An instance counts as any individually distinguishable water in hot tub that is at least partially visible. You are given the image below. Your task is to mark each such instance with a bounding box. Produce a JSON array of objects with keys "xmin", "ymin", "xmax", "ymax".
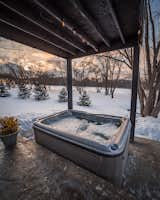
[{"xmin": 49, "ymin": 116, "xmax": 120, "ymax": 145}]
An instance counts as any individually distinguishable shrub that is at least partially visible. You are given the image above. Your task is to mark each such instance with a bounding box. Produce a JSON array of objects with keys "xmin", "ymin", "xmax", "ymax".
[
  {"xmin": 0, "ymin": 117, "xmax": 19, "ymax": 135},
  {"xmin": 77, "ymin": 90, "xmax": 91, "ymax": 106},
  {"xmin": 34, "ymin": 84, "xmax": 49, "ymax": 100},
  {"xmin": 18, "ymin": 84, "xmax": 31, "ymax": 99},
  {"xmin": 58, "ymin": 87, "xmax": 68, "ymax": 102}
]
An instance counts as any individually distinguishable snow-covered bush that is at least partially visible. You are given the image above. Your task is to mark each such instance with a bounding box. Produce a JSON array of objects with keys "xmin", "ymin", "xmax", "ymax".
[
  {"xmin": 34, "ymin": 84, "xmax": 49, "ymax": 101},
  {"xmin": 18, "ymin": 84, "xmax": 31, "ymax": 99},
  {"xmin": 58, "ymin": 87, "xmax": 68, "ymax": 102},
  {"xmin": 0, "ymin": 83, "xmax": 10, "ymax": 97},
  {"xmin": 77, "ymin": 90, "xmax": 91, "ymax": 106}
]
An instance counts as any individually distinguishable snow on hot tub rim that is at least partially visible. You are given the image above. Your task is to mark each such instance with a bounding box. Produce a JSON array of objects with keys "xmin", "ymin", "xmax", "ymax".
[
  {"xmin": 33, "ymin": 110, "xmax": 130, "ymax": 157},
  {"xmin": 35, "ymin": 110, "xmax": 125, "ymax": 125}
]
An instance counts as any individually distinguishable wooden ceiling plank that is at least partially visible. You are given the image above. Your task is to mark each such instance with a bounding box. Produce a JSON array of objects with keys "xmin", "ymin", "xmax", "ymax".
[
  {"xmin": 106, "ymin": 0, "xmax": 126, "ymax": 44},
  {"xmin": 0, "ymin": 21, "xmax": 69, "ymax": 58},
  {"xmin": 0, "ymin": 18, "xmax": 75, "ymax": 56},
  {"xmin": 0, "ymin": 1, "xmax": 86, "ymax": 53},
  {"xmin": 71, "ymin": 0, "xmax": 111, "ymax": 47},
  {"xmin": 33, "ymin": 0, "xmax": 98, "ymax": 52}
]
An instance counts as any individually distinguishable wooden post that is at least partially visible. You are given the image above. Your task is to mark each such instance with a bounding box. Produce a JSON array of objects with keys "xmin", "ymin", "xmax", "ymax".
[
  {"xmin": 130, "ymin": 44, "xmax": 140, "ymax": 142},
  {"xmin": 67, "ymin": 58, "xmax": 73, "ymax": 109}
]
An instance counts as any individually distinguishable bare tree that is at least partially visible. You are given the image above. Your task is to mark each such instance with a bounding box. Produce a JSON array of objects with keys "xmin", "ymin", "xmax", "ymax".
[
  {"xmin": 109, "ymin": 60, "xmax": 122, "ymax": 98},
  {"xmin": 12, "ymin": 52, "xmax": 29, "ymax": 84},
  {"xmin": 73, "ymin": 60, "xmax": 90, "ymax": 94},
  {"xmin": 35, "ymin": 70, "xmax": 48, "ymax": 86},
  {"xmin": 96, "ymin": 54, "xmax": 110, "ymax": 95},
  {"xmin": 58, "ymin": 61, "xmax": 66, "ymax": 86},
  {"xmin": 96, "ymin": 52, "xmax": 122, "ymax": 98},
  {"xmin": 90, "ymin": 63, "xmax": 102, "ymax": 92},
  {"xmin": 119, "ymin": 0, "xmax": 160, "ymax": 117}
]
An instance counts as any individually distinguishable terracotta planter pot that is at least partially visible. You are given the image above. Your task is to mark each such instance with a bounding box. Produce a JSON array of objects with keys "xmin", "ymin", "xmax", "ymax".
[{"xmin": 0, "ymin": 131, "xmax": 18, "ymax": 148}]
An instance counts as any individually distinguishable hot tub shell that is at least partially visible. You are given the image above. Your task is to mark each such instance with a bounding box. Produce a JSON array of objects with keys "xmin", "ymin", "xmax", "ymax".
[{"xmin": 33, "ymin": 110, "xmax": 130, "ymax": 186}]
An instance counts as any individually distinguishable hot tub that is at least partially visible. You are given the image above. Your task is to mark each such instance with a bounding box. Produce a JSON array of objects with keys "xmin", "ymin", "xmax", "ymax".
[{"xmin": 33, "ymin": 110, "xmax": 130, "ymax": 186}]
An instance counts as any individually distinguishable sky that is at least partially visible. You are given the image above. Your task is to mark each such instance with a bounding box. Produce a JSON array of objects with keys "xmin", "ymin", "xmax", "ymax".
[
  {"xmin": 0, "ymin": 37, "xmax": 65, "ymax": 72},
  {"xmin": 0, "ymin": 36, "xmax": 132, "ymax": 79}
]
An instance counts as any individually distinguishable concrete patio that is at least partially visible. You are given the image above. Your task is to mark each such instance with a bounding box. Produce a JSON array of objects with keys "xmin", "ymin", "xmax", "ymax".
[{"xmin": 0, "ymin": 136, "xmax": 160, "ymax": 200}]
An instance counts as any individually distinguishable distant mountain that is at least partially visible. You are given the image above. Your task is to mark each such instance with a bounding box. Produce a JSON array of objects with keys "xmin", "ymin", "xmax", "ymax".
[
  {"xmin": 0, "ymin": 62, "xmax": 22, "ymax": 77},
  {"xmin": 0, "ymin": 62, "xmax": 65, "ymax": 78}
]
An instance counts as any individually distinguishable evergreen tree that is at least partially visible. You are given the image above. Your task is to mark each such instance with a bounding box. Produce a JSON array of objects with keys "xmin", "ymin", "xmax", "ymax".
[
  {"xmin": 18, "ymin": 83, "xmax": 31, "ymax": 99},
  {"xmin": 34, "ymin": 84, "xmax": 49, "ymax": 100},
  {"xmin": 77, "ymin": 90, "xmax": 91, "ymax": 106},
  {"xmin": 0, "ymin": 82, "xmax": 10, "ymax": 97},
  {"xmin": 58, "ymin": 87, "xmax": 68, "ymax": 102}
]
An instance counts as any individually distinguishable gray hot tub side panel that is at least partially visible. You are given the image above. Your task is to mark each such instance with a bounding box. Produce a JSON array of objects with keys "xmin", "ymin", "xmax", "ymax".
[
  {"xmin": 33, "ymin": 110, "xmax": 130, "ymax": 185},
  {"xmin": 34, "ymin": 126, "xmax": 130, "ymax": 186}
]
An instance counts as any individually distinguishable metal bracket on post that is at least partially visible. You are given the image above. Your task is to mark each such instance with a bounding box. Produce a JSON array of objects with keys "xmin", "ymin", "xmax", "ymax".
[
  {"xmin": 130, "ymin": 44, "xmax": 140, "ymax": 142},
  {"xmin": 67, "ymin": 58, "xmax": 73, "ymax": 110}
]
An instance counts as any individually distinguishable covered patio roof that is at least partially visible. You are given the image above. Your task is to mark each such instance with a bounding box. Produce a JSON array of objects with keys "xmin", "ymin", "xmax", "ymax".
[
  {"xmin": 0, "ymin": 0, "xmax": 143, "ymax": 58},
  {"xmin": 0, "ymin": 0, "xmax": 145, "ymax": 141}
]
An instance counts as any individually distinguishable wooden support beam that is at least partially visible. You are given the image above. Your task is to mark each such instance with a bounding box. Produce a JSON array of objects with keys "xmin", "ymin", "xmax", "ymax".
[
  {"xmin": 72, "ymin": 37, "xmax": 137, "ymax": 59},
  {"xmin": 33, "ymin": 0, "xmax": 98, "ymax": 52},
  {"xmin": 71, "ymin": 0, "xmax": 111, "ymax": 48},
  {"xmin": 67, "ymin": 58, "xmax": 73, "ymax": 109},
  {"xmin": 0, "ymin": 1, "xmax": 85, "ymax": 54},
  {"xmin": 130, "ymin": 45, "xmax": 140, "ymax": 142},
  {"xmin": 0, "ymin": 18, "xmax": 75, "ymax": 56},
  {"xmin": 0, "ymin": 21, "xmax": 70, "ymax": 58},
  {"xmin": 106, "ymin": 0, "xmax": 125, "ymax": 45}
]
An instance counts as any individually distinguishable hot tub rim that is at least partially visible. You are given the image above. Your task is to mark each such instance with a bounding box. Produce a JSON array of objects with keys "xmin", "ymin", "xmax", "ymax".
[{"xmin": 33, "ymin": 111, "xmax": 130, "ymax": 157}]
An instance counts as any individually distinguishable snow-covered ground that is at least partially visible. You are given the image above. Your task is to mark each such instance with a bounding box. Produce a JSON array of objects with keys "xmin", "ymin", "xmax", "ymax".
[{"xmin": 0, "ymin": 86, "xmax": 160, "ymax": 141}]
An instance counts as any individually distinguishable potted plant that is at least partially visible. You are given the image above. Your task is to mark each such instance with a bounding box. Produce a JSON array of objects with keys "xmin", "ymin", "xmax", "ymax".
[{"xmin": 0, "ymin": 117, "xmax": 19, "ymax": 148}]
